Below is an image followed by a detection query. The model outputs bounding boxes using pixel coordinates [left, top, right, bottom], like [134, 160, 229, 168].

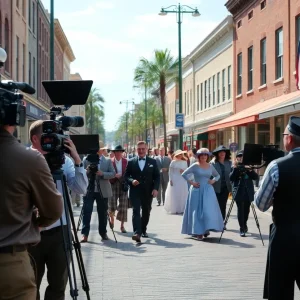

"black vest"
[272, 151, 300, 225]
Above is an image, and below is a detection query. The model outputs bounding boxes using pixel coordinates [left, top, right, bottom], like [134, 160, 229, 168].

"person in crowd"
[109, 151, 115, 159]
[155, 147, 171, 206]
[81, 143, 115, 242]
[164, 150, 189, 214]
[124, 141, 160, 243]
[28, 120, 88, 300]
[230, 150, 259, 237]
[210, 145, 232, 220]
[188, 148, 197, 165]
[181, 148, 223, 240]
[167, 149, 174, 159]
[0, 117, 63, 300]
[108, 145, 129, 233]
[255, 116, 300, 300]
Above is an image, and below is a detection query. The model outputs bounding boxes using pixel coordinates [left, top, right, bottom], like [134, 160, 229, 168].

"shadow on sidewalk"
[228, 229, 269, 241]
[142, 233, 193, 249]
[201, 236, 256, 248]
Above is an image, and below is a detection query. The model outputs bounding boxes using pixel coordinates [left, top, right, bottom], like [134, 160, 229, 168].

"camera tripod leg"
[219, 199, 235, 243]
[77, 202, 84, 232]
[250, 202, 264, 246]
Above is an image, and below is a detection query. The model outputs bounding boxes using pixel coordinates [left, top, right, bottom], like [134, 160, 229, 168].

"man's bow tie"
[139, 157, 145, 161]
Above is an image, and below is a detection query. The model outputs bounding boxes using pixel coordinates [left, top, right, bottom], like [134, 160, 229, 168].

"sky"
[41, 0, 229, 131]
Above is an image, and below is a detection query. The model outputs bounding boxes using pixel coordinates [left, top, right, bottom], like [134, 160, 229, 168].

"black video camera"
[243, 143, 285, 167]
[39, 80, 93, 171]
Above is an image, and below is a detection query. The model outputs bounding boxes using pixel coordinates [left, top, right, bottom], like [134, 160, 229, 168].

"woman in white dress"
[164, 150, 189, 214]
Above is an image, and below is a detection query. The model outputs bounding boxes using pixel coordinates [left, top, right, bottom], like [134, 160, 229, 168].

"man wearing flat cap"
[254, 116, 300, 300]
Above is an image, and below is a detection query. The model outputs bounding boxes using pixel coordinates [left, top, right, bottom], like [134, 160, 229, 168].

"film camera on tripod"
[34, 80, 93, 300]
[219, 143, 284, 244]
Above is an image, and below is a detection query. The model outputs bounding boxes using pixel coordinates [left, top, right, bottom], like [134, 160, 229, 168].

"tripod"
[219, 174, 264, 246]
[77, 171, 117, 243]
[52, 170, 90, 300]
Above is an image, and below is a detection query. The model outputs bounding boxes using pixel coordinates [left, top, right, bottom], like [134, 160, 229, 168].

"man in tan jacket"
[0, 124, 63, 300]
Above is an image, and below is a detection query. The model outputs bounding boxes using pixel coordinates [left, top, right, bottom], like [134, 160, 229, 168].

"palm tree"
[85, 88, 105, 134]
[147, 98, 163, 147]
[134, 49, 178, 148]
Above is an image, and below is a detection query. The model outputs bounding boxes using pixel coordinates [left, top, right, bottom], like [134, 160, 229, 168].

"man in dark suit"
[124, 141, 160, 243]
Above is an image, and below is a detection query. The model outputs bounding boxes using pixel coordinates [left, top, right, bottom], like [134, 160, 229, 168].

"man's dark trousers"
[131, 190, 152, 235]
[81, 192, 108, 237]
[28, 225, 69, 300]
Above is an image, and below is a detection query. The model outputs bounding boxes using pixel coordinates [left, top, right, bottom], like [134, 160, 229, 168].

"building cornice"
[54, 19, 75, 62]
[187, 15, 233, 62]
[225, 0, 256, 15]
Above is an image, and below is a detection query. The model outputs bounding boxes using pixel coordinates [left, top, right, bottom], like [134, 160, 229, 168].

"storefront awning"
[259, 97, 300, 119]
[208, 91, 300, 131]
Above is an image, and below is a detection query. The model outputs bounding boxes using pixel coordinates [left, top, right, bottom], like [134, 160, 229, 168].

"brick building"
[208, 0, 300, 150]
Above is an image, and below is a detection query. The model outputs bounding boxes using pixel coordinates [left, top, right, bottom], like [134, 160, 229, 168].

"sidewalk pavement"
[40, 201, 299, 300]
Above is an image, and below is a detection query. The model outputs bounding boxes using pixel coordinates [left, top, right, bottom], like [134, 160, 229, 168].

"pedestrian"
[230, 150, 259, 237]
[210, 145, 232, 220]
[255, 116, 300, 300]
[155, 147, 171, 206]
[124, 141, 160, 243]
[108, 145, 129, 233]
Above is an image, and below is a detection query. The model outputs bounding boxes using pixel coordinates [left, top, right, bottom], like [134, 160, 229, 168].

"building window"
[17, 0, 19, 8]
[208, 78, 211, 107]
[33, 57, 36, 89]
[22, 44, 25, 81]
[260, 38, 267, 85]
[237, 53, 242, 95]
[200, 83, 203, 111]
[28, 0, 31, 28]
[197, 84, 199, 111]
[184, 92, 187, 114]
[222, 69, 226, 101]
[217, 72, 220, 103]
[248, 46, 253, 91]
[228, 66, 231, 99]
[187, 90, 190, 115]
[4, 18, 9, 72]
[237, 20, 242, 28]
[29, 52, 32, 85]
[22, 0, 25, 16]
[190, 89, 192, 115]
[248, 10, 253, 20]
[275, 27, 283, 79]
[32, 2, 36, 34]
[261, 0, 266, 10]
[204, 80, 207, 109]
[0, 12, 2, 47]
[213, 75, 215, 106]
[16, 36, 19, 81]
[296, 16, 300, 51]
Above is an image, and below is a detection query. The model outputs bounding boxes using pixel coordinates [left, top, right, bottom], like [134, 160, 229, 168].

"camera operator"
[0, 124, 63, 299]
[230, 150, 258, 237]
[80, 143, 115, 242]
[254, 116, 300, 300]
[28, 120, 88, 300]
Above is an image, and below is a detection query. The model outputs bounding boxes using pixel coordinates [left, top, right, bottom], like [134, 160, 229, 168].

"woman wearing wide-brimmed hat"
[210, 145, 232, 220]
[181, 148, 223, 240]
[164, 150, 189, 214]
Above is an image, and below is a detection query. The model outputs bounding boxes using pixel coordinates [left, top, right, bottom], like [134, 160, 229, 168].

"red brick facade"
[226, 0, 300, 113]
[0, 0, 12, 77]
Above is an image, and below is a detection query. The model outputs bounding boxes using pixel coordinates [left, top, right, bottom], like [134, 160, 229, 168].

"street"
[41, 202, 299, 300]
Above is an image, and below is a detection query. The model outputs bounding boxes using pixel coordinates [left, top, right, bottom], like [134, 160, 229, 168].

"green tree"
[147, 98, 163, 147]
[85, 88, 105, 139]
[134, 49, 178, 148]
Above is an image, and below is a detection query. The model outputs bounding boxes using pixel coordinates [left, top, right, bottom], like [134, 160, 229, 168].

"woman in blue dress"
[181, 148, 224, 240]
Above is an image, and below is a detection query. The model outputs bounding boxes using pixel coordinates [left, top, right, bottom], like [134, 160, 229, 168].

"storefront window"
[238, 126, 247, 150]
[258, 123, 270, 145]
[217, 131, 224, 146]
[275, 116, 284, 149]
[247, 124, 255, 144]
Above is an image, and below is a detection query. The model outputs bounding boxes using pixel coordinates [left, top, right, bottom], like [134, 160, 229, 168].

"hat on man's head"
[236, 150, 244, 157]
[288, 116, 300, 137]
[111, 145, 125, 152]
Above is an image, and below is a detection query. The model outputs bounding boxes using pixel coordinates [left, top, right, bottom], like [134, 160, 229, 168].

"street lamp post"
[50, 0, 55, 80]
[144, 84, 148, 143]
[159, 3, 200, 149]
[120, 99, 135, 152]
